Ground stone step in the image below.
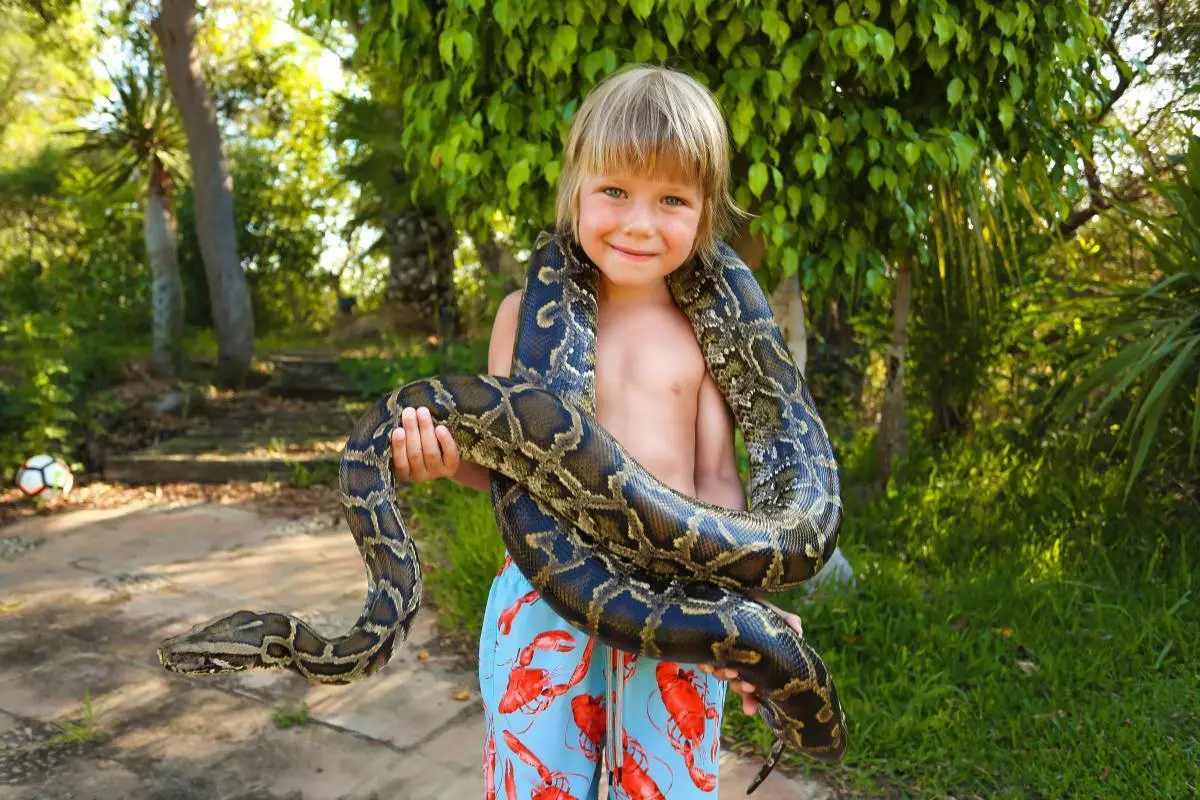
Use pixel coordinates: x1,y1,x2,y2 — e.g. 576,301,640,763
267,353,362,399
103,395,362,485
102,451,341,485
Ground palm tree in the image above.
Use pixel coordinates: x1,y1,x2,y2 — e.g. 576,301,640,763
72,57,187,377
1054,135,1200,495
152,0,255,387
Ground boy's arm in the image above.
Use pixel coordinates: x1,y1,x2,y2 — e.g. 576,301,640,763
694,369,805,715
391,290,522,492
694,371,746,511
448,290,522,491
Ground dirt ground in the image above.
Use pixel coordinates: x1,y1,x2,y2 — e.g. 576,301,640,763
0,489,834,800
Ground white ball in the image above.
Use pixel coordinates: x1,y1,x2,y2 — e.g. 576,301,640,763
15,455,74,499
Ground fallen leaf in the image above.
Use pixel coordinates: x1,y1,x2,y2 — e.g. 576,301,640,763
416,650,430,662
1016,659,1039,676
453,689,471,702
1099,768,1110,781
992,627,1013,638
949,619,969,631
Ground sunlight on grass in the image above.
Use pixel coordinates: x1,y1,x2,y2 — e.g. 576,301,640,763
1022,535,1065,581
405,428,1197,798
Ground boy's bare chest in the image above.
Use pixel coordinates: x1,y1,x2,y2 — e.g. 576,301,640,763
592,310,706,417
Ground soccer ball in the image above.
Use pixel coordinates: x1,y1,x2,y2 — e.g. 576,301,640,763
15,455,74,500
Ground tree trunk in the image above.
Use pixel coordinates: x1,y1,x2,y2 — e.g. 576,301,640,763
732,226,808,375
151,0,253,387
144,159,184,378
878,261,913,483
383,209,459,338
768,272,808,377
473,229,523,293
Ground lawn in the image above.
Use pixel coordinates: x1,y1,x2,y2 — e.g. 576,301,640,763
406,425,1198,798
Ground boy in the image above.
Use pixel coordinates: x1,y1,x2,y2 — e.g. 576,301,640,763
392,65,803,799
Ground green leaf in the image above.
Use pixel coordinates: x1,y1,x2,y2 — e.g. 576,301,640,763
1009,73,1024,102
505,38,523,73
926,42,949,71
947,77,964,106
895,22,912,51
438,30,455,64
874,27,895,62
456,30,476,61
664,12,684,48
835,2,851,26
812,153,829,179
810,192,826,222
506,159,532,194
865,267,884,293
782,248,800,276
555,25,578,56
630,0,654,21
786,186,803,215
995,10,1016,36
998,98,1015,130
868,165,884,190
748,162,768,197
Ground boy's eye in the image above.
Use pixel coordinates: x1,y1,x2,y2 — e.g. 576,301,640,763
603,187,625,198
664,196,687,207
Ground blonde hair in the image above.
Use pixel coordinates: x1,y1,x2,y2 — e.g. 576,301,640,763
555,64,743,265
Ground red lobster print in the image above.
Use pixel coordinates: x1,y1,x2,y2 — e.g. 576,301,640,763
654,661,719,792
498,589,541,635
499,632,595,717
484,710,498,800
504,759,517,800
613,731,669,800
503,730,581,800
569,693,605,762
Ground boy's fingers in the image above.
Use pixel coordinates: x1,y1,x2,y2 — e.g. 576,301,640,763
743,696,758,716
417,408,442,470
391,429,409,476
436,425,459,471
402,408,427,479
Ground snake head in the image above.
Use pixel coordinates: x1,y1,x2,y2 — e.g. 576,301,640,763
157,610,290,676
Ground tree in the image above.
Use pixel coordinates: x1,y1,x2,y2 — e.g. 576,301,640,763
297,0,1103,480
335,93,459,335
152,0,253,387
72,57,187,377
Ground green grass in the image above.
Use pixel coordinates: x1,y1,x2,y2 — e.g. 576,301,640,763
407,480,507,647
272,700,312,729
407,430,1198,798
45,690,106,747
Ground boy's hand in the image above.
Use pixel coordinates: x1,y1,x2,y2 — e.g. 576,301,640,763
696,594,804,716
391,406,461,482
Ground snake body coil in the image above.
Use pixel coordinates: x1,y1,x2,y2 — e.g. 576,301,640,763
158,234,847,791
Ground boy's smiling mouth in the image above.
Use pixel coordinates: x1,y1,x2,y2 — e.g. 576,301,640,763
609,243,660,259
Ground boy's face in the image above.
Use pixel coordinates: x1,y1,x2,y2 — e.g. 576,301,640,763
576,167,702,290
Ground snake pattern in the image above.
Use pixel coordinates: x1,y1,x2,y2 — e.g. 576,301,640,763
158,232,847,792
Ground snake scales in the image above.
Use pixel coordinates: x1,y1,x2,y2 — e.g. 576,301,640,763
158,232,847,792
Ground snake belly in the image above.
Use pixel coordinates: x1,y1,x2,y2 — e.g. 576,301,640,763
156,232,847,790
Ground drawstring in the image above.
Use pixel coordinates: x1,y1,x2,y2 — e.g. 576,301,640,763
605,645,625,786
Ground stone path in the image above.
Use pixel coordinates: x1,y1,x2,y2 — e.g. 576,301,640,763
0,501,834,800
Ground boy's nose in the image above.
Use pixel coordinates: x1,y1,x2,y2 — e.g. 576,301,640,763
622,207,656,238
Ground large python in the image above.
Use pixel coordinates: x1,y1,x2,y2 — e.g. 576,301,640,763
158,232,847,793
